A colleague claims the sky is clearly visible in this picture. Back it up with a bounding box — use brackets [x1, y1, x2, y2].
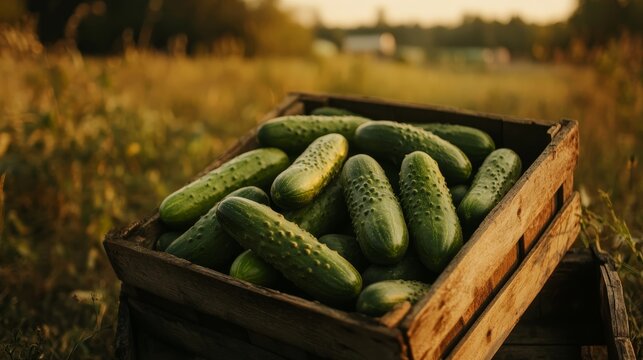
[280, 0, 577, 27]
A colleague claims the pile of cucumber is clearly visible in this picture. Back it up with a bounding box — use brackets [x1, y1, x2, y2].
[157, 107, 522, 316]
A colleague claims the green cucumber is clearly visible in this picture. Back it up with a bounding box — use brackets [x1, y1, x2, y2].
[400, 152, 463, 272]
[341, 154, 408, 265]
[257, 115, 369, 153]
[413, 123, 495, 166]
[449, 184, 468, 207]
[160, 148, 289, 227]
[271, 133, 348, 209]
[362, 254, 432, 286]
[356, 280, 431, 316]
[318, 234, 367, 271]
[283, 180, 348, 237]
[311, 106, 356, 116]
[165, 186, 270, 270]
[155, 232, 182, 251]
[230, 250, 281, 288]
[458, 148, 522, 233]
[354, 121, 472, 184]
[216, 197, 362, 304]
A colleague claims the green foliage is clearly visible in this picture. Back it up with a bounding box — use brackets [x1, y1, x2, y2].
[581, 190, 643, 356]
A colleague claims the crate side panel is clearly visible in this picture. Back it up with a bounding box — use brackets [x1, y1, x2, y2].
[128, 297, 285, 360]
[505, 250, 603, 345]
[104, 240, 404, 360]
[401, 120, 579, 360]
[503, 120, 555, 171]
[521, 192, 558, 256]
[448, 193, 582, 360]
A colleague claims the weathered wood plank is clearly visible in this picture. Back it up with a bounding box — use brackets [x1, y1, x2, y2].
[115, 291, 135, 360]
[448, 193, 582, 360]
[599, 265, 637, 360]
[128, 297, 285, 360]
[379, 302, 412, 329]
[104, 239, 404, 360]
[400, 120, 579, 360]
[522, 194, 558, 256]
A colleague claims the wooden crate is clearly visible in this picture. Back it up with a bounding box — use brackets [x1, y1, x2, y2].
[105, 92, 582, 359]
[114, 249, 636, 360]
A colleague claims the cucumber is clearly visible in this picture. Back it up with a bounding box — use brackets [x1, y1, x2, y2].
[160, 148, 289, 228]
[257, 115, 369, 153]
[216, 197, 362, 304]
[271, 133, 348, 209]
[362, 254, 432, 286]
[356, 280, 431, 316]
[458, 148, 522, 233]
[311, 106, 356, 116]
[449, 184, 468, 207]
[230, 250, 281, 288]
[165, 186, 270, 270]
[155, 231, 182, 251]
[341, 154, 408, 265]
[283, 180, 348, 237]
[413, 123, 495, 166]
[354, 121, 472, 184]
[318, 234, 367, 271]
[400, 152, 463, 272]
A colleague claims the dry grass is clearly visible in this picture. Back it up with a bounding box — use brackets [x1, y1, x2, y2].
[0, 30, 640, 357]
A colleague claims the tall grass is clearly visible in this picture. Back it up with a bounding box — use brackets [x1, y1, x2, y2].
[0, 26, 640, 357]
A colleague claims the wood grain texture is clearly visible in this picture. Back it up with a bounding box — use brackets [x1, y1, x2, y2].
[104, 239, 405, 360]
[400, 120, 579, 360]
[379, 302, 412, 329]
[599, 265, 637, 360]
[448, 193, 582, 360]
[522, 194, 558, 256]
[115, 291, 134, 360]
[128, 298, 285, 360]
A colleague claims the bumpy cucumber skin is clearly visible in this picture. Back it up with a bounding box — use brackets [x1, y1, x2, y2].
[230, 250, 281, 288]
[155, 232, 182, 251]
[318, 234, 367, 271]
[283, 180, 348, 237]
[449, 184, 469, 207]
[458, 148, 522, 233]
[216, 197, 362, 305]
[354, 121, 472, 185]
[165, 187, 270, 270]
[257, 115, 369, 153]
[356, 280, 431, 316]
[413, 123, 495, 167]
[362, 254, 433, 286]
[311, 107, 356, 116]
[159, 148, 289, 228]
[271, 134, 348, 209]
[341, 154, 408, 265]
[400, 152, 463, 273]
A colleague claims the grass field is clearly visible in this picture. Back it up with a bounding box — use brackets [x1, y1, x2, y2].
[0, 38, 641, 357]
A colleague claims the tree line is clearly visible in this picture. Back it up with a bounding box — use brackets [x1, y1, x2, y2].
[18, 0, 643, 58]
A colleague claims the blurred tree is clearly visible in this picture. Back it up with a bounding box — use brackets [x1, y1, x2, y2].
[244, 0, 311, 56]
[570, 0, 643, 46]
[24, 0, 311, 56]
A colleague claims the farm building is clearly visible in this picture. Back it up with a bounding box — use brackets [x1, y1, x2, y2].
[343, 32, 396, 56]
